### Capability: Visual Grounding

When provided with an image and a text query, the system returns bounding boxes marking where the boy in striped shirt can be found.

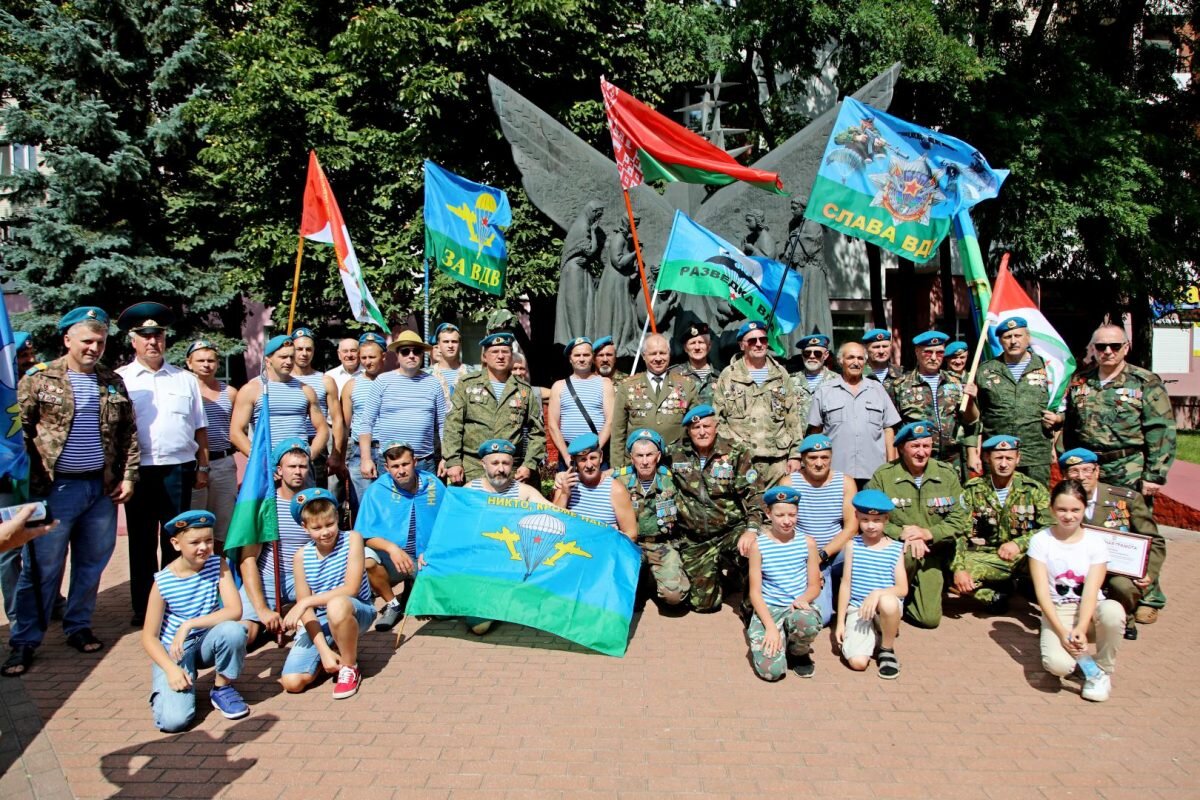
[835,490,907,679]
[142,511,249,732]
[281,488,375,699]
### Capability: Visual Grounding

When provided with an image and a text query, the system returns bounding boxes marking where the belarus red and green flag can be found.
[600,77,784,194]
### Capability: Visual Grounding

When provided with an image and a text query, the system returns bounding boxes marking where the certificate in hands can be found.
[1086,524,1152,579]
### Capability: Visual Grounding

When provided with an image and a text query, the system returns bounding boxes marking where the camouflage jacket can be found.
[614,465,679,543]
[865,458,970,545]
[1083,482,1165,584]
[953,472,1053,570]
[18,357,140,497]
[423,362,480,402]
[1064,363,1176,488]
[713,354,798,460]
[888,369,969,464]
[670,437,765,543]
[788,366,840,432]
[668,362,715,406]
[867,364,904,393]
[442,370,545,478]
[610,372,698,469]
[974,354,1056,468]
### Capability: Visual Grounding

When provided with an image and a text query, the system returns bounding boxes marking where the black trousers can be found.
[126,462,195,619]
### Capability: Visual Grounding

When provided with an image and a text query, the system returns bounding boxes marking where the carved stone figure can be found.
[782,197,834,341]
[554,201,605,346]
[741,208,777,260]
[596,215,642,357]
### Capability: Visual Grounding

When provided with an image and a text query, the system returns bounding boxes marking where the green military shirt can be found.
[865,458,970,544]
[974,354,1056,471]
[713,354,798,460]
[670,437,765,543]
[442,370,545,480]
[18,358,141,497]
[1064,363,1176,489]
[868,364,904,393]
[610,372,698,469]
[613,465,680,542]
[889,369,970,465]
[789,366,839,433]
[954,472,1053,571]
[669,362,715,406]
[1083,482,1165,585]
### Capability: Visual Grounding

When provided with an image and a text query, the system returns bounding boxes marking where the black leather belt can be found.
[57,469,104,480]
[1096,447,1138,463]
[209,446,236,461]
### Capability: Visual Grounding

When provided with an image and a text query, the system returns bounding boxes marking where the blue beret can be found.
[117,301,174,333]
[799,334,830,350]
[380,440,411,457]
[13,332,30,351]
[563,336,592,357]
[625,428,665,453]
[736,321,767,341]
[290,327,316,341]
[862,328,891,343]
[894,421,934,445]
[593,336,615,351]
[431,322,459,344]
[567,433,601,456]
[478,438,517,458]
[943,341,968,357]
[480,332,515,349]
[912,331,949,347]
[852,489,895,515]
[682,404,716,425]
[358,332,387,348]
[798,434,832,454]
[57,306,109,333]
[997,316,1028,333]
[982,435,1020,451]
[186,339,218,358]
[1058,448,1098,468]
[290,487,337,525]
[264,334,293,357]
[763,486,802,507]
[166,509,217,533]
[270,437,309,467]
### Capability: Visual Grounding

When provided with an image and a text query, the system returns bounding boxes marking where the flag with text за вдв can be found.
[423,160,512,297]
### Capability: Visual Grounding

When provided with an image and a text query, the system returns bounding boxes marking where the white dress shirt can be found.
[327,364,361,396]
[117,360,207,465]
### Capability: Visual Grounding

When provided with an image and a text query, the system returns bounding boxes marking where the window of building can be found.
[0,143,38,176]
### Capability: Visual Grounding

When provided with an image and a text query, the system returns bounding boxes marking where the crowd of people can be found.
[0,301,1177,731]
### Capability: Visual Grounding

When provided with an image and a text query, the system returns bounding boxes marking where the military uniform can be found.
[610,372,698,470]
[868,364,904,393]
[713,354,798,487]
[865,458,970,628]
[888,369,970,467]
[1064,364,1176,491]
[789,366,839,432]
[19,358,141,497]
[442,371,545,480]
[954,473,1053,602]
[614,465,689,605]
[974,354,1057,486]
[668,362,715,406]
[1083,482,1167,618]
[671,437,766,611]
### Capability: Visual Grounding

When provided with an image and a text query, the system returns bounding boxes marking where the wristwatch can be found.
[818,548,831,567]
[197,465,211,474]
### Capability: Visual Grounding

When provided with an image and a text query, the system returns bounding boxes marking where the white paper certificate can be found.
[1087,525,1152,579]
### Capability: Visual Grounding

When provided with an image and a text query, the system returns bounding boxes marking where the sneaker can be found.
[210,685,250,720]
[375,602,403,632]
[332,664,361,699]
[1081,671,1111,702]
[1135,606,1159,625]
[790,654,816,679]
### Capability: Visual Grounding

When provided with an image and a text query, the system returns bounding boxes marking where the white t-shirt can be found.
[1027,527,1109,605]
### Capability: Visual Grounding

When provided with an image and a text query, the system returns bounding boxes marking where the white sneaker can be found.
[1082,671,1111,702]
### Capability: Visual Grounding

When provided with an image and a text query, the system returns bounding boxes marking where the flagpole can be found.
[763,263,790,333]
[630,284,660,376]
[623,189,657,334]
[286,237,304,335]
[423,257,431,368]
[959,252,1009,413]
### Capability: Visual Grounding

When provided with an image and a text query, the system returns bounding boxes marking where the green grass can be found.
[1177,431,1200,465]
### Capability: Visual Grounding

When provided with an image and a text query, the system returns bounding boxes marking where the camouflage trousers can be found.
[956,550,1023,603]
[679,528,746,612]
[747,604,823,681]
[639,540,690,606]
[749,456,788,489]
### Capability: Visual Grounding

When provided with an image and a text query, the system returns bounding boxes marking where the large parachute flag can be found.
[406,488,641,656]
[423,160,512,296]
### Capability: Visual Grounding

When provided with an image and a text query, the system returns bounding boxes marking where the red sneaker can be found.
[332,664,361,699]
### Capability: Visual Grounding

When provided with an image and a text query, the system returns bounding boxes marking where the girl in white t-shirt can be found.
[1027,479,1125,702]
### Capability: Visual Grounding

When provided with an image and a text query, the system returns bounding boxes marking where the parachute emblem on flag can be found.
[481,513,593,581]
[447,193,501,257]
[869,157,946,225]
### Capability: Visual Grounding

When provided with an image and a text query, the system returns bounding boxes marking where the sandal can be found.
[66,628,104,654]
[2,645,35,677]
[877,648,900,680]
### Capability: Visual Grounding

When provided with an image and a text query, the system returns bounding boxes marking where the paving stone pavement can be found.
[1,533,1198,800]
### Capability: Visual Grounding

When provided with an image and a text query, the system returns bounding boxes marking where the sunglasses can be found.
[395,347,422,356]
[802,349,826,358]
[1094,342,1125,352]
[744,337,768,345]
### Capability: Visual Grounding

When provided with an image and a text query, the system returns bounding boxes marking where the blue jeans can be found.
[149,620,248,732]
[815,549,845,627]
[347,442,384,520]
[281,597,376,676]
[10,476,117,648]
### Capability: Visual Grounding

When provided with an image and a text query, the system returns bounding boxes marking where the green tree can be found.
[0,0,240,363]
